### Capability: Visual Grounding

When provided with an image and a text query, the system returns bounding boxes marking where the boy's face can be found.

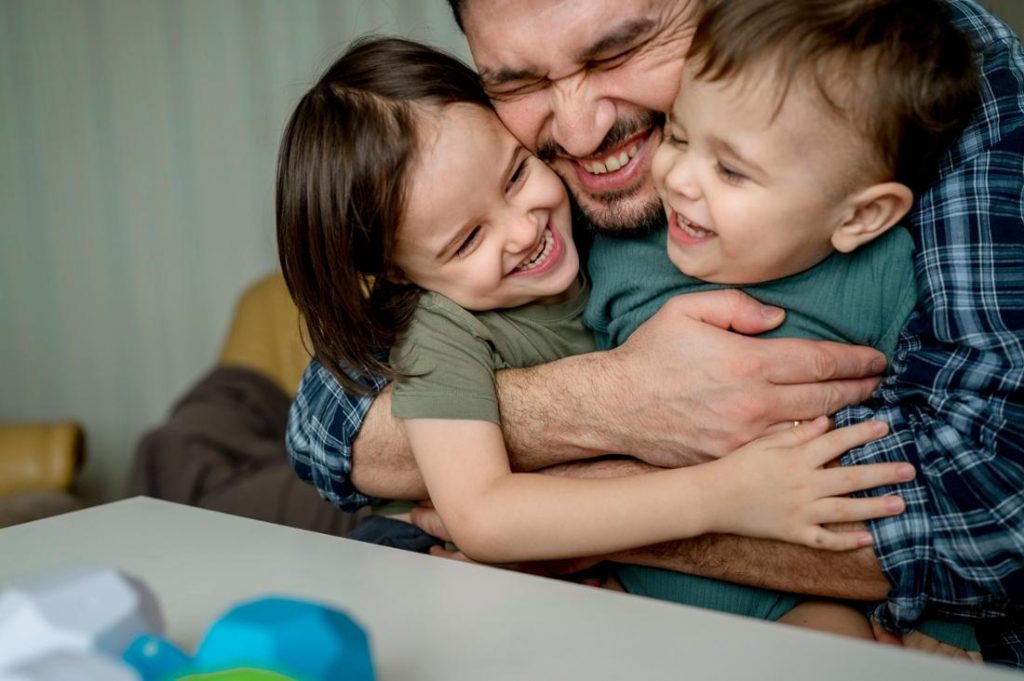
[394,104,579,311]
[652,63,874,284]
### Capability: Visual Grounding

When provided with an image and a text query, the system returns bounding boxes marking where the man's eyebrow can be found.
[479,18,656,88]
[577,18,656,62]
[478,66,542,88]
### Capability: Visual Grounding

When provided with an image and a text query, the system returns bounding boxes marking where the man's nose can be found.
[549,76,615,158]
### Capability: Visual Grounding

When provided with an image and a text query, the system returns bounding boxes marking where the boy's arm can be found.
[348,289,885,499]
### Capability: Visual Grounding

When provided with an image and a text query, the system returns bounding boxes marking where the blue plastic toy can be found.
[0,568,375,681]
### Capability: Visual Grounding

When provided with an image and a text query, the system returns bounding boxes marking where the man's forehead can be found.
[462,0,673,75]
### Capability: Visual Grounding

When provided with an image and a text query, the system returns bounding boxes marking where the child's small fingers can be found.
[765,415,831,447]
[814,495,906,525]
[799,527,873,551]
[819,461,916,497]
[807,420,890,466]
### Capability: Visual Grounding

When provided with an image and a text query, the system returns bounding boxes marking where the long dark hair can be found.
[276,37,492,394]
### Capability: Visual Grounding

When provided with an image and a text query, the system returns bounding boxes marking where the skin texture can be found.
[349,0,895,609]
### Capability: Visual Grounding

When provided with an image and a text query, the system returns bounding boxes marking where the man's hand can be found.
[607,290,886,467]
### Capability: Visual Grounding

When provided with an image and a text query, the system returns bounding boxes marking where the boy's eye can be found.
[716,163,747,184]
[455,226,482,257]
[666,133,688,148]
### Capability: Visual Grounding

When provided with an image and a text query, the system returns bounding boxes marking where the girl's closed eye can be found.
[455,225,482,257]
[507,157,530,190]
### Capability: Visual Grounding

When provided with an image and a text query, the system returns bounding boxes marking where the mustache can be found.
[536,111,666,163]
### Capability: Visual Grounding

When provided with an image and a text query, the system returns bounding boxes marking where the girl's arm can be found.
[402,416,914,564]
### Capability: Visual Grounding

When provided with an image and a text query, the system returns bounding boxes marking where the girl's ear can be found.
[383,268,409,285]
[831,182,914,253]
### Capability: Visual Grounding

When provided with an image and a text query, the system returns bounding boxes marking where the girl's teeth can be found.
[516,228,554,272]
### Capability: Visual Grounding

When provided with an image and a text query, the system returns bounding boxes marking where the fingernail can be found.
[858,533,874,547]
[761,304,784,320]
[897,464,916,480]
[871,356,887,373]
[886,497,906,512]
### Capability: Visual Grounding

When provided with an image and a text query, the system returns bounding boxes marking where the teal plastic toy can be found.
[124,596,375,681]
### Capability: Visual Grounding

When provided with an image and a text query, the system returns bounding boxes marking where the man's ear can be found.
[831,182,913,253]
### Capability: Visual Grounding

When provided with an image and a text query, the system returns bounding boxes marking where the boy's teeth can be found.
[679,215,712,238]
[515,228,554,272]
[583,144,639,175]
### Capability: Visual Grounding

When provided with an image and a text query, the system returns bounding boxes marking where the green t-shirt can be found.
[390,280,595,424]
[584,227,917,359]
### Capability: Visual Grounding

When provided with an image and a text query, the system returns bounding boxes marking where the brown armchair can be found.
[0,421,85,527]
[129,272,363,537]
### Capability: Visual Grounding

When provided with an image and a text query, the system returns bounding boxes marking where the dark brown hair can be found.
[689,0,979,191]
[276,37,491,393]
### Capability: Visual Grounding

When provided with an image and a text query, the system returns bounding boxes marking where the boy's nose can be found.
[666,158,702,201]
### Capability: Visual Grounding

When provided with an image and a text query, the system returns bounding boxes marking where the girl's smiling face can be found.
[393,103,579,310]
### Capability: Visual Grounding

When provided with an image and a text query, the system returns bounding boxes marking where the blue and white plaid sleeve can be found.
[286,359,388,512]
[836,0,1024,665]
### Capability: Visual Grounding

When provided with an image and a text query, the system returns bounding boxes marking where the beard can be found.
[568,188,667,239]
[538,110,668,238]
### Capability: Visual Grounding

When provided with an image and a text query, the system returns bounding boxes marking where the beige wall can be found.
[1,0,469,502]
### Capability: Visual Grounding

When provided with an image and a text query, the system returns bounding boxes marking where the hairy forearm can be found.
[350,351,679,497]
[497,351,645,468]
[608,530,889,601]
[349,387,426,499]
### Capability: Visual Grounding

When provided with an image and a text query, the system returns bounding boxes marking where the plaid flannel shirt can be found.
[286,0,1024,665]
[832,0,1024,665]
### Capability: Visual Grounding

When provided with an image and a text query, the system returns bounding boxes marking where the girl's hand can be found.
[714,416,914,550]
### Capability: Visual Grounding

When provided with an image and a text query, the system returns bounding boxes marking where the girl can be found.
[276,37,914,565]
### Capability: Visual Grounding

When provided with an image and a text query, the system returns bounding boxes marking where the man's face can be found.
[461,0,698,235]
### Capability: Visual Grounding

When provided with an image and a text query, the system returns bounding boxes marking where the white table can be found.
[0,498,1016,680]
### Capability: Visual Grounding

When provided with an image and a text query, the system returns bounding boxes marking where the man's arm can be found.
[349,289,885,499]
[607,532,889,600]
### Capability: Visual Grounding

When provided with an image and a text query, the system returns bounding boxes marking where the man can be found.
[287,0,1024,666]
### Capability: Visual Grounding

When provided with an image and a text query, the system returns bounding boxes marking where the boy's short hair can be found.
[689,0,980,191]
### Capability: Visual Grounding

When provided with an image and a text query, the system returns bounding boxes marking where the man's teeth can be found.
[679,215,712,238]
[582,144,639,175]
[515,228,554,272]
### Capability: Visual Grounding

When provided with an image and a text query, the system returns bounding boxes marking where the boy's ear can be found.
[831,182,914,253]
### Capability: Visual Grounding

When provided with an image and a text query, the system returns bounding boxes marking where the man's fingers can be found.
[763,378,882,424]
[902,630,983,662]
[660,289,789,335]
[757,337,887,384]
[427,545,473,563]
[410,505,452,540]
